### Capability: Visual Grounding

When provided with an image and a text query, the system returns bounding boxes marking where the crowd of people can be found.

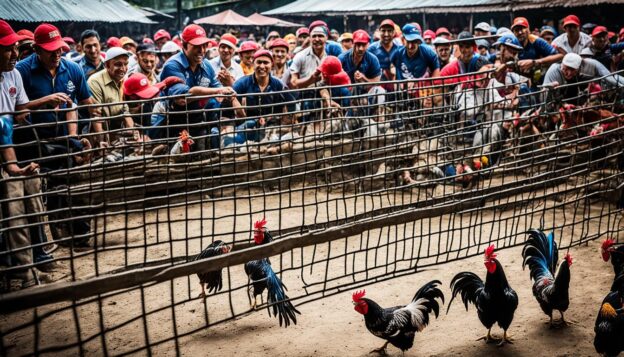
[1,14,624,292]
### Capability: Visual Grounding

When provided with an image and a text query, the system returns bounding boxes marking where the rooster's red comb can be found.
[178,130,189,140]
[352,290,366,302]
[564,253,573,266]
[254,218,267,230]
[602,238,616,250]
[484,245,497,260]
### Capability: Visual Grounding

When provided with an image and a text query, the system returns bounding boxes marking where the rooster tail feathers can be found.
[264,265,301,327]
[522,229,556,281]
[448,272,484,314]
[411,280,445,318]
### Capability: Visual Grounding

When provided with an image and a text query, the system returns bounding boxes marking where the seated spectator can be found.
[78,29,104,78]
[476,39,490,57]
[339,30,382,84]
[540,26,557,44]
[128,43,158,85]
[552,15,592,55]
[210,34,244,86]
[423,30,436,46]
[238,41,259,75]
[158,41,181,66]
[368,19,402,87]
[436,27,452,40]
[474,22,491,37]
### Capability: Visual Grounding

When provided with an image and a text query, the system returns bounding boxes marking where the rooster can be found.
[594,274,624,357]
[352,280,444,355]
[244,218,300,327]
[601,239,624,277]
[522,229,572,327]
[170,130,194,155]
[194,240,231,298]
[448,245,518,346]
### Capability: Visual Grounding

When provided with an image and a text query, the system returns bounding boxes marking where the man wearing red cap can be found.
[269,38,291,87]
[510,17,562,76]
[368,19,401,84]
[586,26,624,70]
[339,30,381,84]
[552,15,592,55]
[153,29,171,50]
[209,33,244,86]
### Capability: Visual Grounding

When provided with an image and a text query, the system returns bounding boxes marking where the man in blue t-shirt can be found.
[510,17,563,74]
[390,24,440,81]
[368,19,402,82]
[339,30,381,84]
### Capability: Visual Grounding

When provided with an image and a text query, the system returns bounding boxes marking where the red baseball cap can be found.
[0,20,28,46]
[253,49,273,61]
[143,37,154,44]
[239,40,259,53]
[16,29,34,41]
[319,56,342,77]
[591,26,608,36]
[296,27,309,37]
[562,15,581,28]
[352,30,370,44]
[34,23,69,52]
[124,73,161,99]
[325,71,351,86]
[308,20,329,34]
[62,36,75,44]
[435,27,451,36]
[511,17,529,30]
[182,24,210,46]
[423,29,436,40]
[269,38,289,50]
[379,19,396,29]
[218,33,238,50]
[154,29,171,42]
[107,36,121,48]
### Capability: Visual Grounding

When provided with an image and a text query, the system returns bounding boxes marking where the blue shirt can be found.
[519,35,558,61]
[368,41,402,72]
[339,50,382,83]
[16,54,91,139]
[232,74,295,118]
[391,45,440,80]
[78,56,104,78]
[326,41,344,57]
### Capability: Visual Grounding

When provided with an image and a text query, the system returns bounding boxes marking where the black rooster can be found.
[601,239,624,277]
[195,240,231,298]
[594,274,624,356]
[352,280,444,355]
[448,245,518,346]
[244,218,300,327]
[522,229,572,327]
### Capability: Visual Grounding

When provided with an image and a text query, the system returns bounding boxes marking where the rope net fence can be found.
[1,70,623,355]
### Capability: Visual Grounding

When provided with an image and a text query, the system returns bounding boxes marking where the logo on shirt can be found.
[199,77,211,86]
[8,86,16,97]
[67,80,75,93]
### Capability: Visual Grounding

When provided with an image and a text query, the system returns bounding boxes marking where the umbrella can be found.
[247,13,303,28]
[194,9,256,26]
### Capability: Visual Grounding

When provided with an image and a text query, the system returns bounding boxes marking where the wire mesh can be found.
[1,70,623,356]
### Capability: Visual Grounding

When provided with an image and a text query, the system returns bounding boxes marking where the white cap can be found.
[475,22,491,32]
[104,47,131,63]
[432,37,450,46]
[562,53,582,69]
[580,47,594,57]
[160,41,180,54]
[496,27,511,35]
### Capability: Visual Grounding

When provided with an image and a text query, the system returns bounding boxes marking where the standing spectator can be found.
[295,27,309,47]
[16,30,35,61]
[120,36,138,71]
[268,38,291,87]
[540,26,557,44]
[339,30,381,83]
[106,37,121,49]
[128,43,158,85]
[423,30,436,46]
[238,41,259,76]
[435,27,452,40]
[433,37,454,68]
[510,17,562,76]
[439,32,487,89]
[390,24,440,80]
[210,34,244,86]
[158,41,181,67]
[368,19,402,83]
[78,29,104,78]
[338,32,353,52]
[290,24,329,88]
[153,29,171,50]
[476,40,490,57]
[586,26,624,71]
[552,15,592,55]
[474,22,491,37]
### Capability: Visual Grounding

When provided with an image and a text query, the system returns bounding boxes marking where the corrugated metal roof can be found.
[263,0,624,15]
[0,0,156,23]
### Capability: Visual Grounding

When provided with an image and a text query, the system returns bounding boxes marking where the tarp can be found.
[0,0,155,23]
[194,9,256,26]
[247,12,303,27]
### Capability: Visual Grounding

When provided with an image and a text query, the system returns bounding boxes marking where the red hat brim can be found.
[133,85,160,99]
[0,33,27,47]
[37,39,70,52]
[187,37,210,46]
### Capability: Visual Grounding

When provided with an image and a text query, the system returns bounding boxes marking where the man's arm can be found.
[1,147,39,176]
[291,70,322,88]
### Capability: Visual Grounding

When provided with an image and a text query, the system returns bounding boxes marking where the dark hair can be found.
[80,29,100,45]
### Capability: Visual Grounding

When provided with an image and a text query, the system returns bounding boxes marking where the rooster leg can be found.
[476,328,497,343]
[497,330,514,347]
[559,311,577,326]
[369,341,389,355]
[250,296,258,310]
[197,284,206,299]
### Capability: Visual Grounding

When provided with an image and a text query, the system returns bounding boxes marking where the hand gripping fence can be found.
[1,68,623,355]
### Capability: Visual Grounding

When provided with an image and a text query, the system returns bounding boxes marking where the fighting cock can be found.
[352,280,444,355]
[594,274,624,357]
[522,229,572,327]
[194,240,231,298]
[170,130,194,155]
[244,218,300,327]
[601,239,624,277]
[448,245,518,346]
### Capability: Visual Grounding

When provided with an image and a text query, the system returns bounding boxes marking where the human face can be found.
[542,34,554,43]
[406,40,419,57]
[138,52,156,72]
[82,36,101,63]
[272,47,288,66]
[435,45,451,61]
[185,42,208,66]
[474,30,489,37]
[500,45,519,62]
[253,56,272,79]
[123,44,136,54]
[106,55,128,83]
[478,47,488,56]
[341,39,353,51]
[0,44,19,72]
[353,42,367,58]
[459,43,474,62]
[297,34,308,46]
[36,47,62,70]
[311,33,326,52]
[562,64,579,80]
[218,44,234,62]
[424,38,432,45]
[240,50,253,66]
[565,24,580,38]
[379,26,395,45]
[592,33,608,50]
[288,40,296,53]
[512,26,528,43]
[155,37,167,49]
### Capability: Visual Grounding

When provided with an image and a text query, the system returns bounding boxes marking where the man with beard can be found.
[552,15,592,55]
[78,30,104,79]
[268,38,291,87]
[368,19,402,84]
[339,30,381,84]
[209,33,243,86]
[510,17,562,81]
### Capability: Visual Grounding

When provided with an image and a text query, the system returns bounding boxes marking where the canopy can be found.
[247,12,303,27]
[194,9,256,26]
[0,0,155,23]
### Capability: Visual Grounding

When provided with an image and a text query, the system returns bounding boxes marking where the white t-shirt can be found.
[289,46,327,86]
[1,69,29,145]
[209,57,244,82]
[552,32,592,55]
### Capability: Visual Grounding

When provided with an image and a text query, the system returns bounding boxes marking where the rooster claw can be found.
[497,332,513,347]
[369,342,389,355]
